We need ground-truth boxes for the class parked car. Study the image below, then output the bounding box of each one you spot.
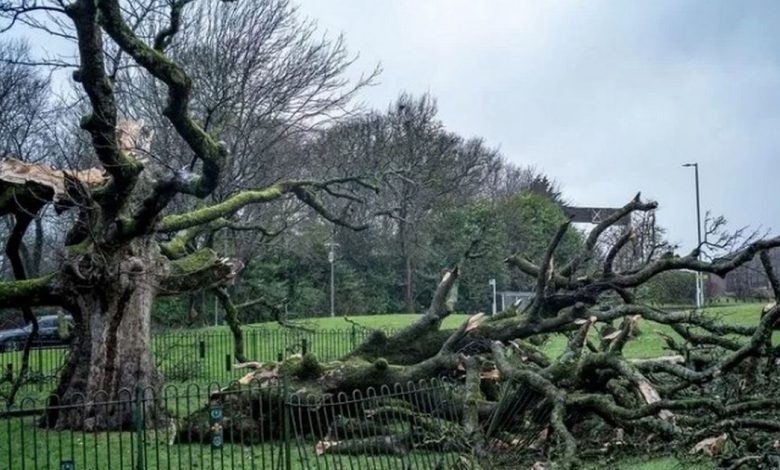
[0,315,73,352]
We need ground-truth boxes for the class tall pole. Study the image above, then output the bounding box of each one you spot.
[694,164,704,308]
[489,279,497,315]
[327,240,336,317]
[684,163,703,308]
[330,253,335,317]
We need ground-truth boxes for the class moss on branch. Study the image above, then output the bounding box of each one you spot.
[0,273,58,308]
[160,249,243,294]
[66,0,142,218]
[158,184,288,233]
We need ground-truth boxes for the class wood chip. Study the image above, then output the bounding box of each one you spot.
[465,313,486,333]
[315,439,340,456]
[234,361,263,370]
[690,433,728,456]
[636,379,674,420]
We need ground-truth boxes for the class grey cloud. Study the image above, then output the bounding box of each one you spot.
[299,0,780,251]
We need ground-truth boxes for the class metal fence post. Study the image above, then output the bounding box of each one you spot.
[133,386,145,470]
[282,369,292,470]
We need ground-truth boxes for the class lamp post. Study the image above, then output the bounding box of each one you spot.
[326,240,338,317]
[489,278,497,315]
[683,162,703,308]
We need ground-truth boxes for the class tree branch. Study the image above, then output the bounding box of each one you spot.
[98,0,226,201]
[560,193,657,277]
[635,304,780,384]
[65,0,142,219]
[760,250,780,303]
[603,227,634,276]
[158,179,369,234]
[0,273,58,309]
[530,218,572,321]
[153,0,194,51]
[214,287,246,363]
[158,249,243,294]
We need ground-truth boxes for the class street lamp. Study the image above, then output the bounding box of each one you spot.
[488,278,497,315]
[682,162,703,308]
[326,240,339,317]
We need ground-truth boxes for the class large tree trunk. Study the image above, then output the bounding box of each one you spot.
[44,240,164,430]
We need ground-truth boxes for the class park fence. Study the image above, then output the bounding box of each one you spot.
[1,377,467,470]
[1,327,390,392]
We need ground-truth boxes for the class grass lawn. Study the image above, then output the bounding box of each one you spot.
[4,414,467,470]
[197,312,472,332]
[3,304,765,395]
[1,303,766,469]
[590,456,713,469]
[539,302,766,359]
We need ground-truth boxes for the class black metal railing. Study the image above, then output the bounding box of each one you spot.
[0,327,392,393]
[1,377,466,469]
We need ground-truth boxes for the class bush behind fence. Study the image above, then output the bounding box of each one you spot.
[1,377,465,470]
[1,327,390,392]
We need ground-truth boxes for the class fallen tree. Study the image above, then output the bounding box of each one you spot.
[196,194,780,468]
[2,1,780,466]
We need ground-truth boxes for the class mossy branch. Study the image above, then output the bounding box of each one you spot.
[159,249,243,294]
[0,273,58,309]
[66,0,142,219]
[158,184,289,233]
[214,287,246,363]
[159,178,371,233]
[97,0,224,199]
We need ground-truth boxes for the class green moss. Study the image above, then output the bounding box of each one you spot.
[169,249,218,275]
[0,273,55,306]
[296,353,323,380]
[65,240,92,256]
[160,236,188,259]
[159,184,287,233]
[0,185,19,209]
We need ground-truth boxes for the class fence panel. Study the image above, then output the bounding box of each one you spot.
[2,381,285,469]
[0,345,68,392]
[1,377,466,469]
[1,327,392,395]
[288,379,466,470]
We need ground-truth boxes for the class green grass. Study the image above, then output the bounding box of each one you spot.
[543,302,766,360]
[3,304,767,395]
[196,312,472,332]
[1,305,768,469]
[591,456,713,469]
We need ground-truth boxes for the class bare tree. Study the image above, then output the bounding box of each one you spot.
[381,94,502,311]
[0,0,373,429]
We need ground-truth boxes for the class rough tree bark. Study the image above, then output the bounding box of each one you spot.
[45,240,161,427]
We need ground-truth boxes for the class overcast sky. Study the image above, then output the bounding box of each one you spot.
[297,0,780,252]
[13,1,780,252]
